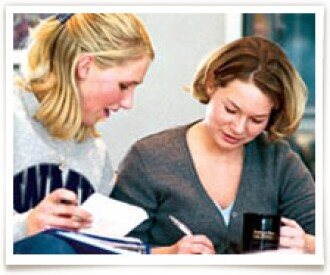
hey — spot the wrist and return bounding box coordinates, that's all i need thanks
[304,233,315,254]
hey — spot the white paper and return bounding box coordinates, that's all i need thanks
[80,193,148,238]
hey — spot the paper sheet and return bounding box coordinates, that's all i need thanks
[80,193,148,238]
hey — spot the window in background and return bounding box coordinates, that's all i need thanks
[13,14,55,74]
[243,13,315,111]
[243,13,316,178]
[14,13,54,49]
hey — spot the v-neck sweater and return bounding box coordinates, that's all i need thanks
[111,122,315,253]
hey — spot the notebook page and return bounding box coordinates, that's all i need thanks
[80,193,148,238]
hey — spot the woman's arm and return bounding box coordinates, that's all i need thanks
[277,143,315,239]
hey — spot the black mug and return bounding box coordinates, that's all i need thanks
[242,213,280,253]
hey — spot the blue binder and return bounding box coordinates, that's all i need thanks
[44,229,150,254]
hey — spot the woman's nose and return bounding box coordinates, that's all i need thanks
[232,116,247,134]
[120,90,134,109]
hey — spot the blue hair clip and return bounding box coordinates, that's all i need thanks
[56,13,74,24]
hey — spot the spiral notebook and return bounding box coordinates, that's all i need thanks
[45,193,150,254]
[45,229,150,254]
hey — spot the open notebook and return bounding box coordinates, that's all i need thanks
[80,193,148,238]
[47,193,150,254]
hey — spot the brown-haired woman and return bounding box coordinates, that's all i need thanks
[111,36,315,254]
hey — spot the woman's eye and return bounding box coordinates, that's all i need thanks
[119,83,129,91]
[251,118,264,124]
[224,106,236,114]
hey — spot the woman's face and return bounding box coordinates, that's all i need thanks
[77,55,151,126]
[203,79,274,151]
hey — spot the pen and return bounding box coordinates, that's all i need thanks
[169,215,193,236]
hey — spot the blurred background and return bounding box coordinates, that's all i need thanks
[13,13,316,178]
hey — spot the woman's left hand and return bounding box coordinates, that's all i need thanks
[279,217,307,253]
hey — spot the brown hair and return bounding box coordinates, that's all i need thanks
[191,36,307,140]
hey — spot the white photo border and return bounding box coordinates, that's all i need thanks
[6,5,324,266]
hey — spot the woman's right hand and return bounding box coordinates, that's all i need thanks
[27,188,93,236]
[152,235,215,254]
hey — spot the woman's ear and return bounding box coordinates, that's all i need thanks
[205,74,215,97]
[76,54,94,80]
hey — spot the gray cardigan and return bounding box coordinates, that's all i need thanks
[111,123,315,254]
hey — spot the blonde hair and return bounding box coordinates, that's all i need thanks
[190,36,307,140]
[17,13,154,141]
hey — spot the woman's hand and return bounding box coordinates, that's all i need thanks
[27,188,93,236]
[279,217,315,254]
[152,235,215,254]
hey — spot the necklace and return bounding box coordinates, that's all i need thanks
[50,139,75,185]
[58,155,66,171]
[53,140,74,171]
[45,135,76,175]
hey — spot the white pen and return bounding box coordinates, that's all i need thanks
[169,215,193,236]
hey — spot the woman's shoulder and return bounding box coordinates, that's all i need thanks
[253,132,291,151]
[120,123,193,167]
[81,136,108,156]
[247,133,312,180]
[13,88,39,118]
[251,132,300,163]
[135,123,190,147]
[127,123,193,160]
[13,88,39,136]
[13,88,27,115]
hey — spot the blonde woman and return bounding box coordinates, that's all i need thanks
[111,36,315,254]
[14,13,154,253]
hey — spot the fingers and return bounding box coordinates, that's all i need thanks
[53,203,92,221]
[175,235,215,254]
[27,189,93,236]
[190,243,215,254]
[47,213,92,230]
[46,188,78,205]
[279,217,305,251]
[281,217,300,228]
[188,235,214,251]
[49,189,92,222]
[279,236,304,250]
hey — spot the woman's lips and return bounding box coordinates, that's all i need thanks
[103,108,119,118]
[222,132,242,144]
